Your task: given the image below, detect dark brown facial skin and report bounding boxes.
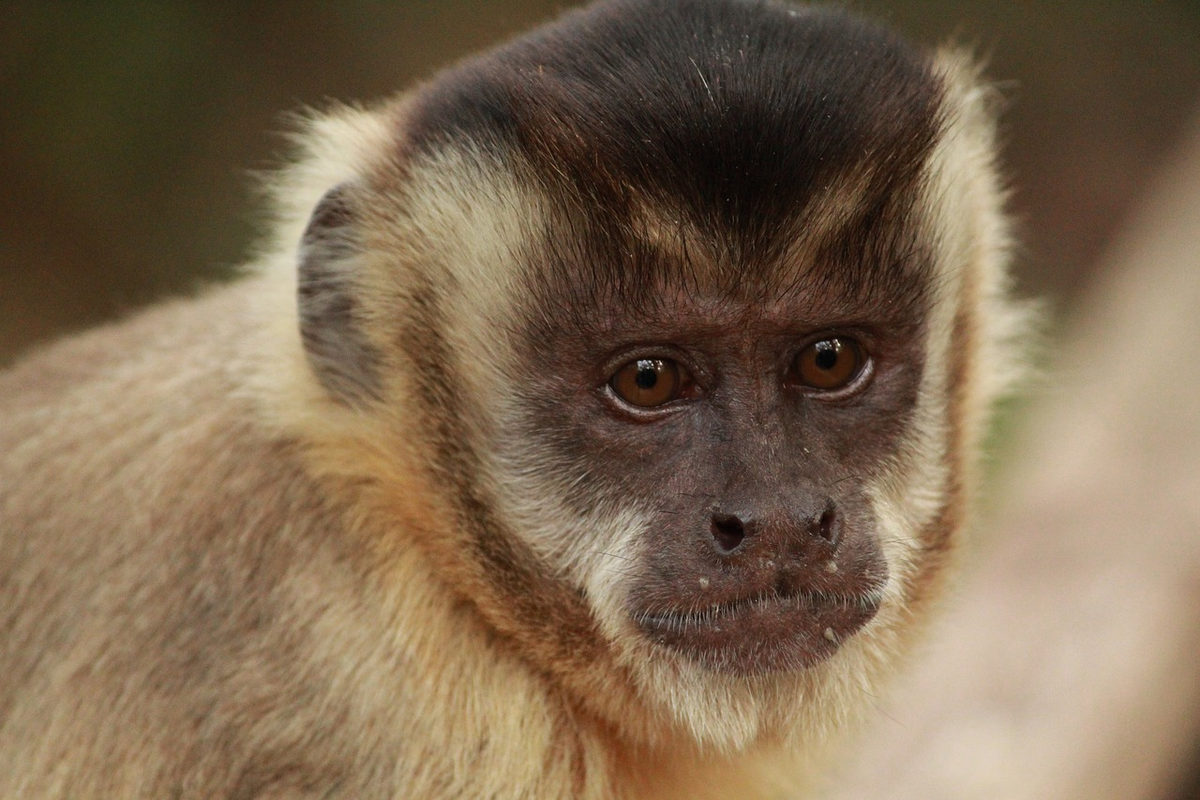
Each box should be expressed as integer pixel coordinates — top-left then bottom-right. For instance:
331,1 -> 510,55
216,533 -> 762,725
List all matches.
514,282 -> 925,677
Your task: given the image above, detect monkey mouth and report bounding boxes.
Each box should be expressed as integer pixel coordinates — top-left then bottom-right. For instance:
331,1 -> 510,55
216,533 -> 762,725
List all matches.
634,587 -> 883,676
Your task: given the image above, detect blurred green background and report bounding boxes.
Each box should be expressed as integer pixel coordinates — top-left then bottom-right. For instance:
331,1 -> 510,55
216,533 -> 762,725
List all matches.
1,2 -> 1198,364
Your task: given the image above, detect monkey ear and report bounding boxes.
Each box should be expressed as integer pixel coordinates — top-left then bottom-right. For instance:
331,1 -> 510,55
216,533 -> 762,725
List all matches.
297,183 -> 384,406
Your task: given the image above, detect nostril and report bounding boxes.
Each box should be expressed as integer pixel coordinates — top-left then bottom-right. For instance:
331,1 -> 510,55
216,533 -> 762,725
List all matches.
810,506 -> 840,546
710,513 -> 746,555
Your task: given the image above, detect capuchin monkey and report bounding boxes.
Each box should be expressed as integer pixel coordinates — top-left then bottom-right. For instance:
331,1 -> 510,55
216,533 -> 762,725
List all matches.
0,0 -> 1026,797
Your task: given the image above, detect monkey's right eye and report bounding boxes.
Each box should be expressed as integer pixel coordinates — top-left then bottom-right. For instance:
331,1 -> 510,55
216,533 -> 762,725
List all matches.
608,359 -> 688,408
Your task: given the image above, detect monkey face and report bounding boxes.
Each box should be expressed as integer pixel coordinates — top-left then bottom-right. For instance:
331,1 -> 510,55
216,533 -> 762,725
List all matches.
607,335 -> 892,677
505,264 -> 927,676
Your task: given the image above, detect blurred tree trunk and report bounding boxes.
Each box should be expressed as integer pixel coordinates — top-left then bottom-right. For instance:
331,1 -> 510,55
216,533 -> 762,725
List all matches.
826,109 -> 1200,800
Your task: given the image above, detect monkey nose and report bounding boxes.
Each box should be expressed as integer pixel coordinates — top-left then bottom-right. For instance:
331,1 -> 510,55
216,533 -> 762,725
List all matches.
708,502 -> 841,557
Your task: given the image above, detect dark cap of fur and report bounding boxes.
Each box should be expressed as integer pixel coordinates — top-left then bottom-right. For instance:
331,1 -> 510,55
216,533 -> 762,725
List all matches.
407,0 -> 944,293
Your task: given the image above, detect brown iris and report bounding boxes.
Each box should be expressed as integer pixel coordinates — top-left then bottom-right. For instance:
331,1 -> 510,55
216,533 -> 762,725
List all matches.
609,358 -> 684,408
794,337 -> 866,391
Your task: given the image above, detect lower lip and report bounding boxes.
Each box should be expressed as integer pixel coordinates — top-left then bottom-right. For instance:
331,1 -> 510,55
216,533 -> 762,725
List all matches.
636,593 -> 881,676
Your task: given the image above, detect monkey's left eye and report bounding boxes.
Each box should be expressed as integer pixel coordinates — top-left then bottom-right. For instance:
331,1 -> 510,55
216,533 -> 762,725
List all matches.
791,337 -> 868,392
609,359 -> 689,408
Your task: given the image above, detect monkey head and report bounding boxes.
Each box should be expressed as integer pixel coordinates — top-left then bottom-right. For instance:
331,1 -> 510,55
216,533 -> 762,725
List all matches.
272,0 -> 1021,753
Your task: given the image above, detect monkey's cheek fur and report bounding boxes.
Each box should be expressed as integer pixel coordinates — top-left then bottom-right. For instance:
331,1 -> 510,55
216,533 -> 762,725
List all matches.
634,590 -> 883,677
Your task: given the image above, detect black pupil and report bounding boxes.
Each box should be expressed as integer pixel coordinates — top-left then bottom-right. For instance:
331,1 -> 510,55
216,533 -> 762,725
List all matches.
634,361 -> 659,389
814,341 -> 839,371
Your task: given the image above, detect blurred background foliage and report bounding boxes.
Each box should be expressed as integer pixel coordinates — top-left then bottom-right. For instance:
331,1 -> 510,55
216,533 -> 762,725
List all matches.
1,1 -> 1198,363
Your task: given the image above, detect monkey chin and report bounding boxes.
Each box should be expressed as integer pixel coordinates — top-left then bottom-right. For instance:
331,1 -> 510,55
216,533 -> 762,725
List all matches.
636,589 -> 884,678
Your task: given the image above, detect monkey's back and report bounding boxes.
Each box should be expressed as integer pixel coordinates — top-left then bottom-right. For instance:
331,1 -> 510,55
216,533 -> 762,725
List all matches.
0,283 -> 369,797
